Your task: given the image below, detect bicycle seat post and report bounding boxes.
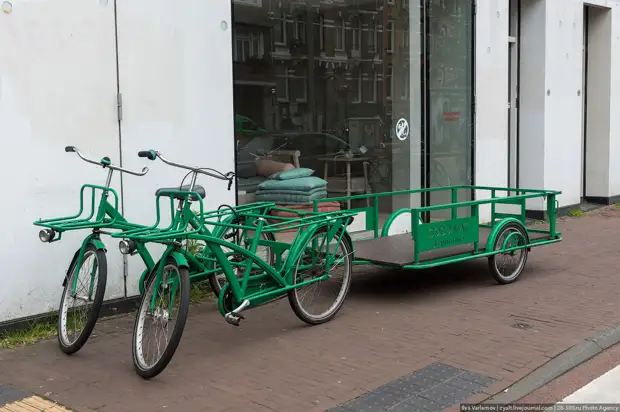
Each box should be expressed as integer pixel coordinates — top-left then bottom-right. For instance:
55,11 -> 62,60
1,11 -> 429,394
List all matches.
175,170 -> 199,212
104,168 -> 114,189
187,171 -> 198,193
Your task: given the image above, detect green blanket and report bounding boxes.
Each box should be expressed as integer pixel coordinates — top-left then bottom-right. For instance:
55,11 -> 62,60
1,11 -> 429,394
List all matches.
257,176 -> 327,192
255,190 -> 327,205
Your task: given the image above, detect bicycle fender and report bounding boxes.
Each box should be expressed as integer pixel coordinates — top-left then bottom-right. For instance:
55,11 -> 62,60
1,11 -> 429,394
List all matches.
88,238 -> 107,252
138,268 -> 151,296
62,249 -> 81,287
485,218 -> 529,253
168,251 -> 189,269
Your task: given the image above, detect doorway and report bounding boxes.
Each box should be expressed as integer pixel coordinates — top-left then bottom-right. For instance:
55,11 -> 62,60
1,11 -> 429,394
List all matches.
582,4 -> 612,202
581,6 -> 588,200
508,0 -> 520,189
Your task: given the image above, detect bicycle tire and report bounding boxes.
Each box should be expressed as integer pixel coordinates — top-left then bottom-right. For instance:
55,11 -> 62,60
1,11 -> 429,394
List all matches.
132,257 -> 190,379
488,222 -> 529,285
57,244 -> 107,355
288,226 -> 353,325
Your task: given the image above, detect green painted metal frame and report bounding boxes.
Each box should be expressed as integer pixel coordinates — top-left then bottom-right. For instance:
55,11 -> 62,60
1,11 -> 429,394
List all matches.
313,185 -> 563,269
112,192 -> 358,316
33,184 -> 158,297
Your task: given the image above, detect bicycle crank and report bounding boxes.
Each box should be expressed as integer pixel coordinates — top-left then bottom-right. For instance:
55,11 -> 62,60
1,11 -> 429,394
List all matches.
224,299 -> 250,326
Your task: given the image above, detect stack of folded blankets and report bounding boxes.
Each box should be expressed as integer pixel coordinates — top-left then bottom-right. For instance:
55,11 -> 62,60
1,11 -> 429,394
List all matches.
254,168 -> 341,228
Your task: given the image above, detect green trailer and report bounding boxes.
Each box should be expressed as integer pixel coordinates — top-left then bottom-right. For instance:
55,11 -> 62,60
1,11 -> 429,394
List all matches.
314,185 -> 562,284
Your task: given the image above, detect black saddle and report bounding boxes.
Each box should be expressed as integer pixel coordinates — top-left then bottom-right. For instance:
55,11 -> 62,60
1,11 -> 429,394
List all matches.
155,185 -> 206,201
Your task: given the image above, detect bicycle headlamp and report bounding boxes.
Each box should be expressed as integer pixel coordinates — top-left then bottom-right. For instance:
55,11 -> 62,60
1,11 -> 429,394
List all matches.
119,239 -> 137,255
38,229 -> 55,243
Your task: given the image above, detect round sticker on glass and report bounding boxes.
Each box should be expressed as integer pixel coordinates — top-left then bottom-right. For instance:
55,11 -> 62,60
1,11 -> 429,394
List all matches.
395,118 -> 409,141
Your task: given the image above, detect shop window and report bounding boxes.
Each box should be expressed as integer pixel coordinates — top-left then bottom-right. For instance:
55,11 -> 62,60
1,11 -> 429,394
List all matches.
335,18 -> 345,51
318,15 -> 325,51
386,20 -> 394,53
294,18 -> 305,41
233,28 -> 264,62
231,0 -> 474,223
362,70 -> 377,103
346,67 -> 362,103
385,65 -> 393,100
366,20 -> 377,54
351,19 -> 361,51
272,13 -> 287,45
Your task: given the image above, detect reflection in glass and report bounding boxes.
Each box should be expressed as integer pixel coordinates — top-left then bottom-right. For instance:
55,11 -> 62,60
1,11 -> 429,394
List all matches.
231,0 -> 473,227
427,0 -> 474,219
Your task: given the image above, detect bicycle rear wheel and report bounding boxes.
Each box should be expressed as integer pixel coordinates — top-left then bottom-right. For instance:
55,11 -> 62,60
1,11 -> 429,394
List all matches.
132,257 -> 190,379
288,227 -> 352,325
57,244 -> 107,354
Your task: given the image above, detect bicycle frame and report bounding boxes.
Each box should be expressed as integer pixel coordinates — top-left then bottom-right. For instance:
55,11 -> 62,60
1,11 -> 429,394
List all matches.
113,189 -> 232,312
113,148 -> 357,322
34,147 -> 156,298
195,209 -> 356,317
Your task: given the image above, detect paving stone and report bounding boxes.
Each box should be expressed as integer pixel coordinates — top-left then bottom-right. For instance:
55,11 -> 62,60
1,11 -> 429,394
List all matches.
402,395 -> 450,412
458,371 -> 497,387
445,376 -> 487,393
0,215 -> 616,412
418,384 -> 475,408
0,385 -> 30,406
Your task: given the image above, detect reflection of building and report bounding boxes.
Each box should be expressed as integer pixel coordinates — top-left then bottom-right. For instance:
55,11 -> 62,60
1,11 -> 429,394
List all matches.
233,0 -> 401,144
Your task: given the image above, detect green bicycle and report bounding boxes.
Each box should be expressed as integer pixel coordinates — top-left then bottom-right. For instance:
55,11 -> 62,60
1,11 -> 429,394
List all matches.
113,149 -> 358,379
33,146 -> 241,359
33,146 -> 155,355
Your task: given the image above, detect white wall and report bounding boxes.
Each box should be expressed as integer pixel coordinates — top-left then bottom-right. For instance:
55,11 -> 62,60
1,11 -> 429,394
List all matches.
476,0 -> 620,217
0,0 -> 235,322
0,0 -> 123,322
115,0 -> 236,295
474,0 -> 511,220
541,0 -> 584,207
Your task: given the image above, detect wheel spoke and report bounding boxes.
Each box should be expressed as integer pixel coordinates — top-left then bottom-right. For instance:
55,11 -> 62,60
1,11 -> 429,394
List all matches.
290,230 -> 352,324
492,226 -> 528,283
134,262 -> 188,377
59,250 -> 100,348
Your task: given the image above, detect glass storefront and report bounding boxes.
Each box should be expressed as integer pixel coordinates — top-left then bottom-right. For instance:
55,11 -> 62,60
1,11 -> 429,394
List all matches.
231,0 -> 473,224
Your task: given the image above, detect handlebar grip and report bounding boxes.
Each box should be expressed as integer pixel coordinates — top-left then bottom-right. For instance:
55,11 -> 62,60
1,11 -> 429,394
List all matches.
65,146 -> 76,153
138,150 -> 157,161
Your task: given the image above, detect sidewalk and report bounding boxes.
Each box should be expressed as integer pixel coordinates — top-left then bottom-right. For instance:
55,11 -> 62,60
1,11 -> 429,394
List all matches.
1,207 -> 620,411
518,335 -> 620,404
560,363 -> 620,403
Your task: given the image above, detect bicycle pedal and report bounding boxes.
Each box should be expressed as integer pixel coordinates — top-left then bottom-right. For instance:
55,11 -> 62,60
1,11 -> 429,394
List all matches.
224,312 -> 245,326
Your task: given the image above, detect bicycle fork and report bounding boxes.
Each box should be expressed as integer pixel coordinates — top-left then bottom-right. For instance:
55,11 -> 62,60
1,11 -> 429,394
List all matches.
67,234 -> 101,302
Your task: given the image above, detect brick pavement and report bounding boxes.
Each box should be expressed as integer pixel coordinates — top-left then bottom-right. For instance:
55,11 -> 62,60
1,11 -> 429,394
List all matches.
1,209 -> 619,411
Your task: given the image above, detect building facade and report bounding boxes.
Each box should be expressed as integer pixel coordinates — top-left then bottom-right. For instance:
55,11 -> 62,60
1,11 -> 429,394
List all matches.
1,0 -> 619,324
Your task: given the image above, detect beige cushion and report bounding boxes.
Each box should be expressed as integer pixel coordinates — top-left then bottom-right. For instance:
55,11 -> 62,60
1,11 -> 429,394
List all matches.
255,159 -> 295,177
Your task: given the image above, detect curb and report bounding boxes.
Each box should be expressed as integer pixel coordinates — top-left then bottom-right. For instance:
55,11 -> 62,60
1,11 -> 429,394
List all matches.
0,296 -> 140,335
481,322 -> 620,403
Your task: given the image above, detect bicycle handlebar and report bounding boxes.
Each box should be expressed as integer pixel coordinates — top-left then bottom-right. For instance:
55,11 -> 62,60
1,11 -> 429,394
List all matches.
65,146 -> 149,176
138,149 -> 235,189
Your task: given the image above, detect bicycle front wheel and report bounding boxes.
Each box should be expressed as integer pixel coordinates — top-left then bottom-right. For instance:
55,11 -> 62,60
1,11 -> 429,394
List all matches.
132,257 -> 190,379
57,244 -> 107,355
